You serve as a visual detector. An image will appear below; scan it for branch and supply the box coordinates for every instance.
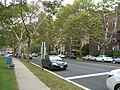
[89,36,102,46]
[30,21,42,39]
[13,30,20,41]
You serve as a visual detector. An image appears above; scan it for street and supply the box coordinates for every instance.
[32,57,120,90]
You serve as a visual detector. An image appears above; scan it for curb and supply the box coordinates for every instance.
[30,62,90,90]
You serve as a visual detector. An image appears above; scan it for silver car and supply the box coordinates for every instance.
[113,57,120,64]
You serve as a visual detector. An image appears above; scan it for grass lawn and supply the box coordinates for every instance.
[21,59,83,90]
[0,57,18,90]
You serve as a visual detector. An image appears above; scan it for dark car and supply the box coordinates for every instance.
[42,55,68,70]
[67,53,76,59]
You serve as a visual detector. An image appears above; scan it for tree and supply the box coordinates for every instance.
[41,0,63,54]
[87,0,120,54]
[63,14,87,57]
[56,0,95,57]
[30,44,40,53]
[16,1,44,60]
[0,2,21,53]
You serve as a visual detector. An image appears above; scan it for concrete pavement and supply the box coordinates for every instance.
[13,58,50,90]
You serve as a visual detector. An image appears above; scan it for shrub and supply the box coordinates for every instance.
[92,49,100,57]
[113,50,120,57]
[82,44,89,56]
[30,44,40,53]
[105,50,113,57]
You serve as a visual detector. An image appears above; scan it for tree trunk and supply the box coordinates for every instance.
[79,49,82,59]
[100,45,105,55]
[79,41,82,58]
[27,36,31,61]
[54,47,58,54]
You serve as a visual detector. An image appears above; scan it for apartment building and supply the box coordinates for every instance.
[89,31,120,55]
[89,15,120,55]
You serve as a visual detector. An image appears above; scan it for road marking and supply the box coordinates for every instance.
[66,72,109,80]
[71,60,120,69]
[30,62,90,90]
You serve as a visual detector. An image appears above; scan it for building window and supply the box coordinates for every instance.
[112,47,114,50]
[112,38,117,42]
[117,45,119,50]
[113,46,117,50]
[98,45,100,50]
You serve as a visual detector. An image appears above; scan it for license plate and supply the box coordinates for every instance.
[60,66,63,68]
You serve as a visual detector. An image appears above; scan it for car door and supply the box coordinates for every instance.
[116,57,120,63]
[100,55,104,61]
[97,55,102,61]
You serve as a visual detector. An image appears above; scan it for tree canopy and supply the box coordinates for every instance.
[0,0,120,57]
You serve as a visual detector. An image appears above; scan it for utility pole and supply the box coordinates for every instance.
[41,42,46,60]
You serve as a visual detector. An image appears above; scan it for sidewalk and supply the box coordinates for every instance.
[13,58,50,90]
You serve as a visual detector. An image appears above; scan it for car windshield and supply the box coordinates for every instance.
[99,55,107,57]
[49,56,62,61]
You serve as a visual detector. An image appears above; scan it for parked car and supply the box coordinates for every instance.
[113,57,120,64]
[24,54,32,59]
[67,53,76,59]
[5,52,13,56]
[95,55,113,62]
[32,53,38,57]
[106,69,120,90]
[42,55,68,70]
[18,53,21,58]
[58,54,65,59]
[29,54,32,59]
[82,55,95,61]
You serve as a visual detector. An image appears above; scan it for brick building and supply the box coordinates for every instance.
[89,30,120,55]
[89,15,120,55]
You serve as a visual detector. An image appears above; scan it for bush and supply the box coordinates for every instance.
[105,50,113,57]
[92,49,100,57]
[82,44,89,56]
[76,51,80,58]
[113,50,120,57]
[30,44,40,53]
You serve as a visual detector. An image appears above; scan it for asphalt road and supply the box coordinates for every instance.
[32,57,120,90]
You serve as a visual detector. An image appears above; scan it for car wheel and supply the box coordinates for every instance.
[42,65,45,68]
[94,59,96,62]
[115,84,120,90]
[49,65,52,70]
[102,59,104,62]
[113,60,116,64]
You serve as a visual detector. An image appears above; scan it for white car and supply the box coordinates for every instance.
[106,69,120,90]
[95,55,113,62]
[58,54,65,58]
[82,55,95,61]
[32,53,38,57]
